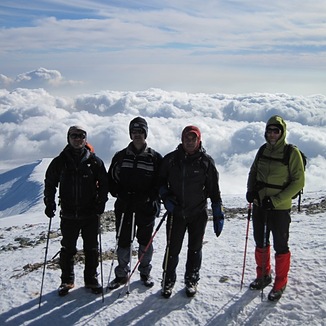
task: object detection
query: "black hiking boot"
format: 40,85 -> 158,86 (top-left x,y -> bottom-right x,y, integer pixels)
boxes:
185,281 -> 197,297
107,276 -> 128,290
249,275 -> 272,290
85,275 -> 103,294
268,286 -> 286,302
58,283 -> 75,296
85,279 -> 103,294
184,273 -> 199,297
140,274 -> 154,288
161,280 -> 175,299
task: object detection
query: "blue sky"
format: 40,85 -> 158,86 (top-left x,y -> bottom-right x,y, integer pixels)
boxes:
1,1 -> 326,96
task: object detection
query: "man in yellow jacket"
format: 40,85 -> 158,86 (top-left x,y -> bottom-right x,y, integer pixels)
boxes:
246,115 -> 305,301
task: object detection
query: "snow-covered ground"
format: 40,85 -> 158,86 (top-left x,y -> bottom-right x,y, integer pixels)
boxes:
0,160 -> 325,325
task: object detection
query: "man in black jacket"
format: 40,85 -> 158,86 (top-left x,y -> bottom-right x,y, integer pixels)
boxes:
159,125 -> 224,298
107,117 -> 162,289
44,125 -> 108,296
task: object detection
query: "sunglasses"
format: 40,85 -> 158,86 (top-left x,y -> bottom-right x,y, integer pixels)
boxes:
131,129 -> 145,135
266,128 -> 281,135
70,133 -> 86,139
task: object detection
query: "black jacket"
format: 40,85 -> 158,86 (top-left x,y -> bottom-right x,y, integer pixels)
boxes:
108,142 -> 162,206
44,145 -> 108,219
159,144 -> 222,219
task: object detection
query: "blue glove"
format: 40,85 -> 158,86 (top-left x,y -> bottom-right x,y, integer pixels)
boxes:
213,217 -> 224,237
164,198 -> 176,214
262,197 -> 274,210
159,186 -> 177,214
212,202 -> 224,237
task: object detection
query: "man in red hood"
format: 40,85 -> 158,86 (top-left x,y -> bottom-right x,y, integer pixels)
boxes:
159,125 -> 224,298
181,125 -> 201,154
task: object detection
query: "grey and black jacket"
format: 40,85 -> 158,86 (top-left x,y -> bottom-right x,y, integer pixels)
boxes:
108,142 -> 162,211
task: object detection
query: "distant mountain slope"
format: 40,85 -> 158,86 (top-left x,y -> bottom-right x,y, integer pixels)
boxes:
0,159 -> 51,218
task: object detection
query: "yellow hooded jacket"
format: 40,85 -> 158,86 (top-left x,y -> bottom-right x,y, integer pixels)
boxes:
247,115 -> 305,210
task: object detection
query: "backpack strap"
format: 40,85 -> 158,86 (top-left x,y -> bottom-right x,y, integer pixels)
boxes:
257,143 -> 292,165
255,144 -> 291,191
88,152 -> 100,180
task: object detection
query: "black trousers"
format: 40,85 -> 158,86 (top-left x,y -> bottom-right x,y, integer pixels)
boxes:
252,205 -> 291,254
163,210 -> 208,282
60,217 -> 99,252
60,217 -> 99,283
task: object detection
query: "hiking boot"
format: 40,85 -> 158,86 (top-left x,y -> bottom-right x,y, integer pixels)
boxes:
185,281 -> 197,297
58,283 -> 74,296
268,286 -> 286,302
140,274 -> 154,288
161,280 -> 175,299
85,277 -> 103,294
184,272 -> 199,297
249,275 -> 272,290
107,276 -> 128,290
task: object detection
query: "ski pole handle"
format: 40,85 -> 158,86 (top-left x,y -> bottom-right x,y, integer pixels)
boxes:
247,202 -> 252,221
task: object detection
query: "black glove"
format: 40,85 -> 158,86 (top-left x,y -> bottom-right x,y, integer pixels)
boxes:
45,202 -> 56,218
95,202 -> 106,215
246,191 -> 257,203
152,199 -> 161,217
144,198 -> 161,217
261,197 -> 274,210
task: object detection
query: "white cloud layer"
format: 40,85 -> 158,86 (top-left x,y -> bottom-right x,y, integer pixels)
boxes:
1,77 -> 325,195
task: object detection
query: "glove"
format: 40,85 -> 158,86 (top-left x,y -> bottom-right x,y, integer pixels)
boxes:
159,186 -> 177,214
153,199 -> 161,217
163,197 -> 176,214
246,191 -> 258,203
45,202 -> 56,218
262,197 -> 274,210
145,199 -> 161,217
95,201 -> 106,215
212,202 -> 225,237
213,217 -> 224,238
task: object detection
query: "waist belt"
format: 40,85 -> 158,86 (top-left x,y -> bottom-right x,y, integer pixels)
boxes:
255,181 -> 288,191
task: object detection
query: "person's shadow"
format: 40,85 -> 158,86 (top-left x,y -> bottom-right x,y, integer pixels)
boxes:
106,287 -> 190,325
0,287 -> 106,326
0,282 -> 275,325
204,287 -> 276,326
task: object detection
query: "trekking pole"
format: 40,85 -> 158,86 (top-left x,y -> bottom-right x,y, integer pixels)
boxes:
106,213 -> 125,292
240,203 -> 252,290
38,217 -> 52,309
261,212 -> 268,301
98,214 -> 104,303
298,192 -> 302,212
162,213 -> 174,292
126,212 -> 136,295
118,211 -> 168,296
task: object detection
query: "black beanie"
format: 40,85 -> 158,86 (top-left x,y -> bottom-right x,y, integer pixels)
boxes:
129,117 -> 148,139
